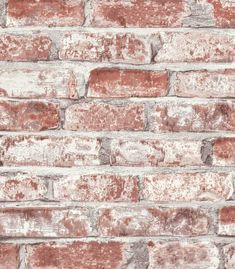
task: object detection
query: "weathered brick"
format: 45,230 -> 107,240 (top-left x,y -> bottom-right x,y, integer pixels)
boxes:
54,174 -> 139,202
142,172 -> 233,202
0,100 -> 60,131
90,0 -> 187,27
0,208 -> 93,237
0,34 -> 52,61
0,135 -> 103,167
0,68 -> 80,99
25,241 -> 148,269
173,70 -> 235,98
0,172 -> 48,201
147,241 -> 220,269
59,32 -> 151,64
223,243 -> 235,269
0,244 -> 19,269
208,0 -> 235,27
110,138 -> 204,167
218,206 -> 235,236
150,100 -> 235,132
97,207 -> 211,236
64,102 -> 145,131
153,31 -> 235,63
213,138 -> 235,166
7,0 -> 84,27
88,68 -> 169,98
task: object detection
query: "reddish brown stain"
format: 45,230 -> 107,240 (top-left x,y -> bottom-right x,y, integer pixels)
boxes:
0,244 -> 19,268
88,68 -> 168,98
208,0 -> 235,27
220,206 -> 235,224
8,0 -> 85,26
60,32 -> 150,64
91,0 -> 185,27
27,241 -> 124,268
214,138 -> 235,163
64,103 -> 145,131
0,34 -> 52,61
152,242 -> 210,267
0,101 -> 60,131
98,207 -> 210,236
154,102 -> 235,132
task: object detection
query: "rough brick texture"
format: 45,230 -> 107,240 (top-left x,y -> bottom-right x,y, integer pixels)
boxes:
218,206 -> 235,235
88,68 -> 169,98
0,34 -> 52,61
0,208 -> 93,237
0,68 -> 80,99
0,100 -> 60,131
54,174 -> 139,202
147,241 -> 220,269
59,32 -> 151,64
153,31 -> 235,63
0,244 -> 19,269
97,207 -> 211,236
64,102 -> 145,131
223,243 -> 235,269
7,0 -> 85,27
0,172 -> 48,201
142,172 -> 233,202
0,1 -> 234,268
25,241 -> 149,269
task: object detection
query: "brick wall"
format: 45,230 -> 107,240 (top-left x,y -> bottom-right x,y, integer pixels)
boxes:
0,0 -> 234,268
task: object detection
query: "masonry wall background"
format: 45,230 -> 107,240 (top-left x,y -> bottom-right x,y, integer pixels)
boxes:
0,0 -> 234,268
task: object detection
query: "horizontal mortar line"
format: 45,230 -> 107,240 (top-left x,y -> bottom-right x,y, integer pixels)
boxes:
0,165 -> 234,174
0,130 -> 234,138
1,96 -> 235,103
0,200 -> 234,208
0,61 -> 234,69
0,61 -> 234,70
0,235 -> 232,244
0,129 -> 235,136
1,26 -> 235,33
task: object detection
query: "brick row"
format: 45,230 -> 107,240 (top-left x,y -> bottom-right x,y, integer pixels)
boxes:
5,0 -> 235,28
0,171 -> 233,202
0,68 -> 234,99
0,136 -> 234,167
0,31 -> 234,63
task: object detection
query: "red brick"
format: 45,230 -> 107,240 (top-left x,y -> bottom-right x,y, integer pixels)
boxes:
97,207 -> 211,236
88,68 -> 169,98
7,0 -> 84,27
0,135 -> 103,167
59,32 -> 151,64
110,138 -> 204,167
150,100 -> 235,132
0,34 -> 52,61
0,208 -> 93,237
0,172 -> 48,201
0,100 -> 60,131
0,244 -> 19,269
218,206 -> 235,235
25,241 -> 145,269
213,138 -> 235,166
142,172 -> 233,202
173,69 -> 235,98
90,0 -> 187,27
208,0 -> 235,27
223,243 -> 235,269
0,68 -> 79,99
64,102 -> 145,131
147,241 -> 220,269
153,31 -> 235,63
54,174 -> 139,202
